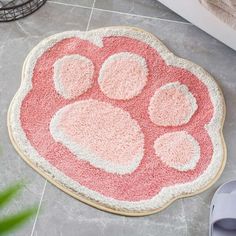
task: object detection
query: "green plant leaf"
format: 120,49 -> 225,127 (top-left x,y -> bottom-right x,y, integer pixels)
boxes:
0,183 -> 24,209
0,207 -> 37,235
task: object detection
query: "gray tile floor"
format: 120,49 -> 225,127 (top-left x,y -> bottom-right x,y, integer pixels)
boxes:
0,0 -> 236,235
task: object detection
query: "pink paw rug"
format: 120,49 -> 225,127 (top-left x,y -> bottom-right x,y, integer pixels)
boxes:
8,27 -> 226,216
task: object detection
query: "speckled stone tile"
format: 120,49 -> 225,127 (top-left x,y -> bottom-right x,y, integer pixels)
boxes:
95,0 -> 187,22
1,1 -> 91,39
0,37 -> 47,236
32,183 -> 187,236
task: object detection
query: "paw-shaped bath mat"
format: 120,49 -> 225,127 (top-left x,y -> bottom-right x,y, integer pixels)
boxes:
8,27 -> 226,216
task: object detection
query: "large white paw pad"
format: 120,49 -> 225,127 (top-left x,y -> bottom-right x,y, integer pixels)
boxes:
50,100 -> 144,174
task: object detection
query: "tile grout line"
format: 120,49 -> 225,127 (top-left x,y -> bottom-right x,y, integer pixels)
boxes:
47,0 -> 91,10
15,21 -> 31,36
30,180 -> 47,236
47,0 -> 191,26
93,7 -> 191,25
86,0 -> 96,31
181,199 -> 188,236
